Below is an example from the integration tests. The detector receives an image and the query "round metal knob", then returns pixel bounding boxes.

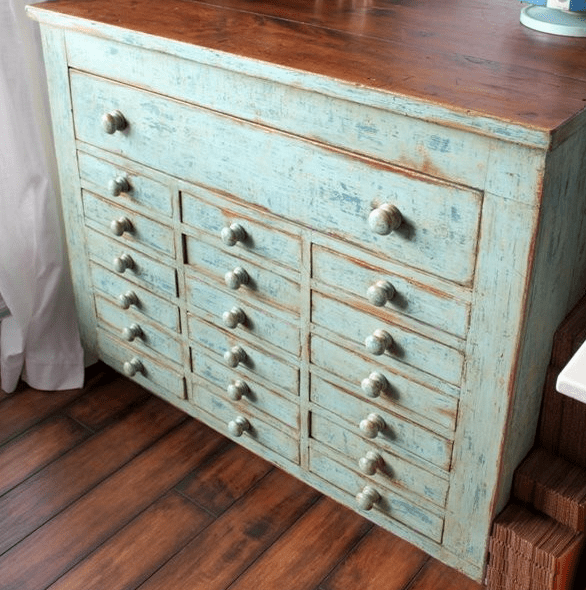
[118,290,138,309]
[366,280,396,307]
[365,329,393,356]
[221,223,247,247]
[110,216,133,236]
[223,307,246,329]
[123,357,143,377]
[361,372,389,398]
[101,110,127,134]
[356,486,381,511]
[227,379,249,401]
[108,176,130,196]
[122,323,142,342]
[228,416,250,437]
[358,451,383,475]
[113,253,134,273]
[225,267,249,290]
[359,413,385,439]
[368,204,402,235]
[224,345,247,368]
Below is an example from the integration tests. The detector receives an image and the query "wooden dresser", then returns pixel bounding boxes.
[27,0,586,581]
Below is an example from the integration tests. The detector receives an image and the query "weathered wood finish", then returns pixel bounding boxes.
[27,0,586,582]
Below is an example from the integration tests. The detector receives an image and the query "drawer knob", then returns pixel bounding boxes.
[122,323,142,342]
[118,290,139,309]
[113,253,134,274]
[356,486,381,511]
[368,204,402,235]
[221,223,247,247]
[123,357,143,377]
[102,110,127,134]
[366,280,396,307]
[227,379,249,401]
[360,413,385,439]
[359,451,384,475]
[110,216,133,237]
[361,372,388,398]
[223,307,246,329]
[228,416,250,437]
[365,329,393,356]
[225,267,249,290]
[108,176,130,196]
[224,345,247,368]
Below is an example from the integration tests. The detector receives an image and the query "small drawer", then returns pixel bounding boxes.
[95,295,182,362]
[193,382,299,464]
[70,70,480,284]
[185,272,300,355]
[310,334,458,432]
[312,293,463,386]
[83,190,175,258]
[181,189,302,270]
[310,374,452,471]
[184,237,300,313]
[86,229,177,298]
[90,263,180,332]
[188,314,299,395]
[97,329,184,398]
[311,411,448,507]
[312,244,470,339]
[77,150,173,218]
[309,444,444,542]
[196,352,299,430]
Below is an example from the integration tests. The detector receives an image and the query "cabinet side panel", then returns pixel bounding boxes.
[39,26,97,361]
[497,127,586,511]
[443,190,541,570]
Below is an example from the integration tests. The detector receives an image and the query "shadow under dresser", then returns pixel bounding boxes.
[27,0,586,582]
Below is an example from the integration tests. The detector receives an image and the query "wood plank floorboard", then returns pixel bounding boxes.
[0,364,486,590]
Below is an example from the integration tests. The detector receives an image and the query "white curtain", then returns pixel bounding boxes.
[0,0,84,392]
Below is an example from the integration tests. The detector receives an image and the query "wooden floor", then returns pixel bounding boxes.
[0,364,485,590]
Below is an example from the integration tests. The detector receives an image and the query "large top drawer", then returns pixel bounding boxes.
[70,71,482,285]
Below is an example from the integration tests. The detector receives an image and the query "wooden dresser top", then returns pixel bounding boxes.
[29,0,586,137]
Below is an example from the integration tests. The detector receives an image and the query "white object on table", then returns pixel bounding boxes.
[556,340,586,403]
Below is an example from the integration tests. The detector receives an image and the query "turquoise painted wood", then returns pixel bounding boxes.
[77,150,174,217]
[196,352,300,429]
[69,70,482,285]
[311,411,449,507]
[89,263,180,332]
[27,0,586,582]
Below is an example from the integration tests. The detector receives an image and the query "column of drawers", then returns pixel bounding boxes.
[77,150,186,398]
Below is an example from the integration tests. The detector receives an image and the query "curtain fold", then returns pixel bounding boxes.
[0,0,84,393]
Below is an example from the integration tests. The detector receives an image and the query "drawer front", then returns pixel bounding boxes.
[90,263,180,332]
[193,382,299,463]
[83,190,175,258]
[310,335,458,432]
[77,150,173,218]
[86,229,177,298]
[95,295,182,362]
[310,374,452,471]
[312,293,464,386]
[312,245,470,339]
[185,273,300,355]
[181,189,302,270]
[188,315,299,395]
[310,444,444,542]
[70,71,481,284]
[311,411,448,507]
[97,329,184,396]
[197,353,299,430]
[185,237,300,313]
